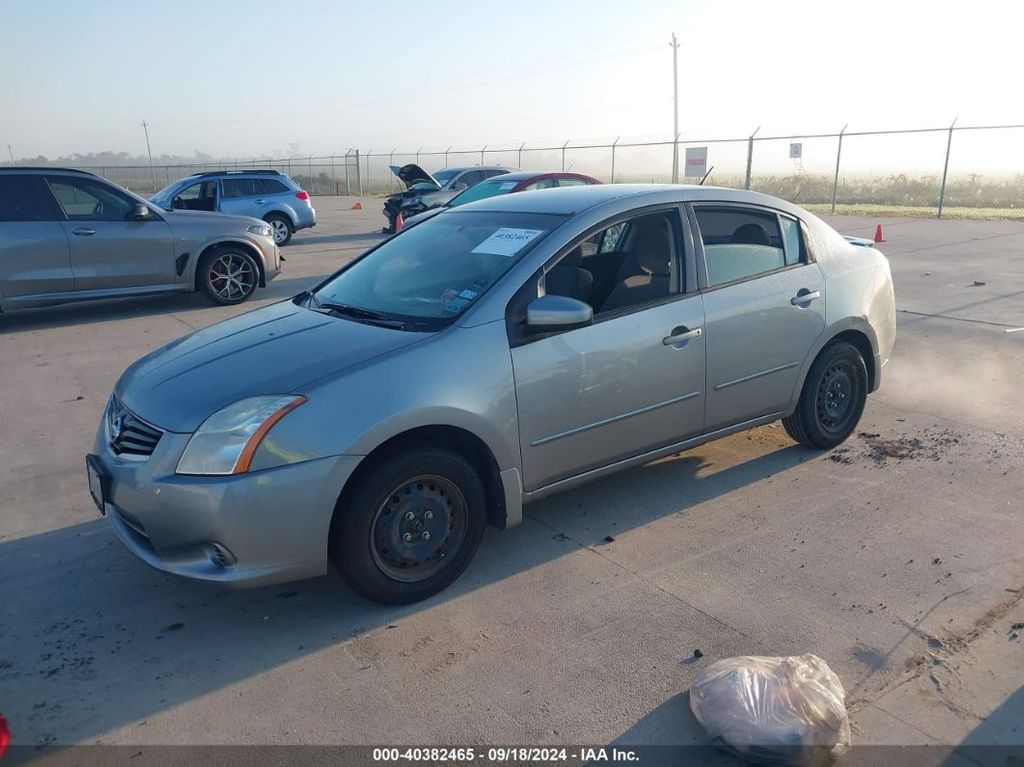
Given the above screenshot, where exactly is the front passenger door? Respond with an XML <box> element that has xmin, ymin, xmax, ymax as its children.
<box><xmin>511</xmin><ymin>208</ymin><xmax>706</xmax><ymax>491</ymax></box>
<box><xmin>46</xmin><ymin>176</ymin><xmax>176</xmax><ymax>292</ymax></box>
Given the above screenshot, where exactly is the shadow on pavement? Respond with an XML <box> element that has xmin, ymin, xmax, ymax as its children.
<box><xmin>0</xmin><ymin>276</ymin><xmax>324</xmax><ymax>335</ymax></box>
<box><xmin>1</xmin><ymin>444</ymin><xmax>812</xmax><ymax>747</ymax></box>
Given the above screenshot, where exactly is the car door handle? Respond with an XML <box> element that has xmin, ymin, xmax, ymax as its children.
<box><xmin>663</xmin><ymin>326</ymin><xmax>702</xmax><ymax>346</ymax></box>
<box><xmin>254</xmin><ymin>199</ymin><xmax>267</xmax><ymax>204</ymax></box>
<box><xmin>72</xmin><ymin>227</ymin><xmax>96</xmax><ymax>237</ymax></box>
<box><xmin>791</xmin><ymin>289</ymin><xmax>821</xmax><ymax>306</ymax></box>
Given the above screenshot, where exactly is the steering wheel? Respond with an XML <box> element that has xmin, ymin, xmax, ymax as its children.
<box><xmin>171</xmin><ymin>196</ymin><xmax>186</xmax><ymax>210</ymax></box>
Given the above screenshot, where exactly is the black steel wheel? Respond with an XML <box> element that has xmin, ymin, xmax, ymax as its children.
<box><xmin>783</xmin><ymin>341</ymin><xmax>868</xmax><ymax>449</ymax></box>
<box><xmin>330</xmin><ymin>448</ymin><xmax>486</xmax><ymax>604</ymax></box>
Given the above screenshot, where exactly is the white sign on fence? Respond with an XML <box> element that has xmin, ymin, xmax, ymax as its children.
<box><xmin>789</xmin><ymin>142</ymin><xmax>803</xmax><ymax>159</ymax></box>
<box><xmin>685</xmin><ymin>146</ymin><xmax>708</xmax><ymax>178</ymax></box>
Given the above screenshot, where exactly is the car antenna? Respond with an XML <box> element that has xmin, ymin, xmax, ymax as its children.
<box><xmin>699</xmin><ymin>166</ymin><xmax>714</xmax><ymax>186</ymax></box>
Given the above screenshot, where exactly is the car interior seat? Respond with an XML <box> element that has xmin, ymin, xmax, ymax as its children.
<box><xmin>545</xmin><ymin>247</ymin><xmax>594</xmax><ymax>305</ymax></box>
<box><xmin>600</xmin><ymin>218</ymin><xmax>672</xmax><ymax>312</ymax></box>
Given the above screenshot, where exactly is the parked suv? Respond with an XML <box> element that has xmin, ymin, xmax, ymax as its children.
<box><xmin>151</xmin><ymin>170</ymin><xmax>316</xmax><ymax>246</ymax></box>
<box><xmin>0</xmin><ymin>168</ymin><xmax>281</xmax><ymax>311</ymax></box>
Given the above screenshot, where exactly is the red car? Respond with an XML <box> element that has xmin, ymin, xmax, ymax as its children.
<box><xmin>400</xmin><ymin>171</ymin><xmax>600</xmax><ymax>228</ymax></box>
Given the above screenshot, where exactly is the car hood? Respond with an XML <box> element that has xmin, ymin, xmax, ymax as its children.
<box><xmin>402</xmin><ymin>206</ymin><xmax>445</xmax><ymax>227</ymax></box>
<box><xmin>116</xmin><ymin>300</ymin><xmax>431</xmax><ymax>432</ymax></box>
<box><xmin>389</xmin><ymin>163</ymin><xmax>440</xmax><ymax>190</ymax></box>
<box><xmin>159</xmin><ymin>208</ymin><xmax>265</xmax><ymax>230</ymax></box>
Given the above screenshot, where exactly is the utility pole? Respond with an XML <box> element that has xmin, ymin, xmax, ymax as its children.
<box><xmin>7</xmin><ymin>144</ymin><xmax>13</xmax><ymax>165</ymax></box>
<box><xmin>141</xmin><ymin>120</ymin><xmax>157</xmax><ymax>191</ymax></box>
<box><xmin>670</xmin><ymin>32</ymin><xmax>680</xmax><ymax>183</ymax></box>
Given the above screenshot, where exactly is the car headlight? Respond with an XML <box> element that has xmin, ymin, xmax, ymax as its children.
<box><xmin>176</xmin><ymin>395</ymin><xmax>306</xmax><ymax>476</ymax></box>
<box><xmin>247</xmin><ymin>224</ymin><xmax>273</xmax><ymax>237</ymax></box>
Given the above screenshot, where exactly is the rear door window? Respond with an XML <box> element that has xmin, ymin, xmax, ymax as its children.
<box><xmin>557</xmin><ymin>177</ymin><xmax>590</xmax><ymax>187</ymax></box>
<box><xmin>456</xmin><ymin>171</ymin><xmax>484</xmax><ymax>188</ymax></box>
<box><xmin>221</xmin><ymin>178</ymin><xmax>255</xmax><ymax>198</ymax></box>
<box><xmin>694</xmin><ymin>206</ymin><xmax>788</xmax><ymax>286</ymax></box>
<box><xmin>0</xmin><ymin>175</ymin><xmax>58</xmax><ymax>221</ymax></box>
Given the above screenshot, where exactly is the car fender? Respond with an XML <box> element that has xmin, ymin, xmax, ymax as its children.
<box><xmin>183</xmin><ymin>235</ymin><xmax>272</xmax><ymax>287</ymax></box>
<box><xmin>263</xmin><ymin>205</ymin><xmax>297</xmax><ymax>228</ymax></box>
<box><xmin>784</xmin><ymin>315</ymin><xmax>882</xmax><ymax>414</ymax></box>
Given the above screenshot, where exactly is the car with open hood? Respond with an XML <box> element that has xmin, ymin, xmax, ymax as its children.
<box><xmin>402</xmin><ymin>171</ymin><xmax>601</xmax><ymax>228</ymax></box>
<box><xmin>381</xmin><ymin>163</ymin><xmax>514</xmax><ymax>233</ymax></box>
<box><xmin>88</xmin><ymin>184</ymin><xmax>895</xmax><ymax>605</ymax></box>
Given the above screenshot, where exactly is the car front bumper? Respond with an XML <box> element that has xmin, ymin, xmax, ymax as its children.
<box><xmin>90</xmin><ymin>415</ymin><xmax>360</xmax><ymax>588</ymax></box>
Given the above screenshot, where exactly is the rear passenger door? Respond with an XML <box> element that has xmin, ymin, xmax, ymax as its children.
<box><xmin>0</xmin><ymin>174</ymin><xmax>73</xmax><ymax>302</ymax></box>
<box><xmin>218</xmin><ymin>177</ymin><xmax>257</xmax><ymax>216</ymax></box>
<box><xmin>691</xmin><ymin>203</ymin><xmax>825</xmax><ymax>431</ymax></box>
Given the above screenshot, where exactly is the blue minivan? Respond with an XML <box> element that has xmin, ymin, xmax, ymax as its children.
<box><xmin>151</xmin><ymin>170</ymin><xmax>315</xmax><ymax>245</ymax></box>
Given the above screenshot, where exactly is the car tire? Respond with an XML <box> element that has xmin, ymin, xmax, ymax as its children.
<box><xmin>330</xmin><ymin>448</ymin><xmax>487</xmax><ymax>605</ymax></box>
<box><xmin>783</xmin><ymin>340</ymin><xmax>868</xmax><ymax>449</ymax></box>
<box><xmin>264</xmin><ymin>213</ymin><xmax>293</xmax><ymax>246</ymax></box>
<box><xmin>196</xmin><ymin>246</ymin><xmax>260</xmax><ymax>306</ymax></box>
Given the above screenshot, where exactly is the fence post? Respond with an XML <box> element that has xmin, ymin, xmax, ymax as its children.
<box><xmin>562</xmin><ymin>140</ymin><xmax>569</xmax><ymax>171</ymax></box>
<box><xmin>330</xmin><ymin>154</ymin><xmax>336</xmax><ymax>195</ymax></box>
<box><xmin>610</xmin><ymin>137</ymin><xmax>619</xmax><ymax>183</ymax></box>
<box><xmin>518</xmin><ymin>142</ymin><xmax>525</xmax><ymax>170</ymax></box>
<box><xmin>416</xmin><ymin>147</ymin><xmax>421</xmax><ymax>168</ymax></box>
<box><xmin>480</xmin><ymin>145</ymin><xmax>487</xmax><ymax>165</ymax></box>
<box><xmin>937</xmin><ymin>117</ymin><xmax>957</xmax><ymax>219</ymax></box>
<box><xmin>830</xmin><ymin>123</ymin><xmax>848</xmax><ymax>214</ymax></box>
<box><xmin>356</xmin><ymin>150</ymin><xmax>362</xmax><ymax>196</ymax></box>
<box><xmin>445</xmin><ymin>146</ymin><xmax>451</xmax><ymax>169</ymax></box>
<box><xmin>389</xmin><ymin>150</ymin><xmax>396</xmax><ymax>193</ymax></box>
<box><xmin>744</xmin><ymin>126</ymin><xmax>760</xmax><ymax>190</ymax></box>
<box><xmin>308</xmin><ymin>155</ymin><xmax>313</xmax><ymax>194</ymax></box>
<box><xmin>365</xmin><ymin>149</ymin><xmax>371</xmax><ymax>196</ymax></box>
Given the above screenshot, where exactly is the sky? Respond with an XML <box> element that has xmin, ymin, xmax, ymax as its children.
<box><xmin>2</xmin><ymin>0</ymin><xmax>1023</xmax><ymax>171</ymax></box>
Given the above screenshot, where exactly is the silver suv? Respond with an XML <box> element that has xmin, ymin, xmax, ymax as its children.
<box><xmin>151</xmin><ymin>170</ymin><xmax>316</xmax><ymax>246</ymax></box>
<box><xmin>0</xmin><ymin>168</ymin><xmax>281</xmax><ymax>311</ymax></box>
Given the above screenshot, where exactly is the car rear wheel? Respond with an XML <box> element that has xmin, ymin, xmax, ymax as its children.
<box><xmin>264</xmin><ymin>213</ymin><xmax>292</xmax><ymax>246</ymax></box>
<box><xmin>197</xmin><ymin>247</ymin><xmax>259</xmax><ymax>306</ymax></box>
<box><xmin>783</xmin><ymin>341</ymin><xmax>868</xmax><ymax>449</ymax></box>
<box><xmin>330</xmin><ymin>448</ymin><xmax>487</xmax><ymax>605</ymax></box>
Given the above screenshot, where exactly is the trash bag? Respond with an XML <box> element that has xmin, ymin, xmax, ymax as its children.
<box><xmin>689</xmin><ymin>654</ymin><xmax>851</xmax><ymax>766</ymax></box>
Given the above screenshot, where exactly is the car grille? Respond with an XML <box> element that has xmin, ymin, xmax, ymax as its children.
<box><xmin>107</xmin><ymin>397</ymin><xmax>163</xmax><ymax>457</ymax></box>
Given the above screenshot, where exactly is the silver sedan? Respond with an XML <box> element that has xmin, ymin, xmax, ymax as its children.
<box><xmin>87</xmin><ymin>185</ymin><xmax>896</xmax><ymax>604</ymax></box>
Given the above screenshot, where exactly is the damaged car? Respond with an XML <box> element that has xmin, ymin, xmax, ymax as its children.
<box><xmin>382</xmin><ymin>164</ymin><xmax>513</xmax><ymax>233</ymax></box>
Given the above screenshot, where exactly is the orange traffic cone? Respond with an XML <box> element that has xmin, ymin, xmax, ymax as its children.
<box><xmin>395</xmin><ymin>212</ymin><xmax>404</xmax><ymax>233</ymax></box>
<box><xmin>873</xmin><ymin>224</ymin><xmax>885</xmax><ymax>243</ymax></box>
<box><xmin>350</xmin><ymin>202</ymin><xmax>362</xmax><ymax>210</ymax></box>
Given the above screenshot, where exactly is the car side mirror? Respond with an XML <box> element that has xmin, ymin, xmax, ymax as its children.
<box><xmin>129</xmin><ymin>203</ymin><xmax>151</xmax><ymax>220</ymax></box>
<box><xmin>526</xmin><ymin>294</ymin><xmax>593</xmax><ymax>332</ymax></box>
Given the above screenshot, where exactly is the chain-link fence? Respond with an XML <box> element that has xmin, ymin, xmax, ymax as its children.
<box><xmin>27</xmin><ymin>123</ymin><xmax>1024</xmax><ymax>219</ymax></box>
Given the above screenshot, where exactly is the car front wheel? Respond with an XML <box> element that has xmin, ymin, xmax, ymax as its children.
<box><xmin>264</xmin><ymin>213</ymin><xmax>293</xmax><ymax>246</ymax></box>
<box><xmin>196</xmin><ymin>247</ymin><xmax>260</xmax><ymax>306</ymax></box>
<box><xmin>783</xmin><ymin>340</ymin><xmax>868</xmax><ymax>449</ymax></box>
<box><xmin>330</xmin><ymin>448</ymin><xmax>487</xmax><ymax>605</ymax></box>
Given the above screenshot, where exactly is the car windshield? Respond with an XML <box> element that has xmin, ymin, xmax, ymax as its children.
<box><xmin>448</xmin><ymin>178</ymin><xmax>517</xmax><ymax>208</ymax></box>
<box><xmin>151</xmin><ymin>180</ymin><xmax>183</xmax><ymax>200</ymax></box>
<box><xmin>432</xmin><ymin>168</ymin><xmax>460</xmax><ymax>185</ymax></box>
<box><xmin>311</xmin><ymin>210</ymin><xmax>566</xmax><ymax>329</ymax></box>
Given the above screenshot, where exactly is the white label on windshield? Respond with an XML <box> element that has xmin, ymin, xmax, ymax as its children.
<box><xmin>498</xmin><ymin>182</ymin><xmax>517</xmax><ymax>190</ymax></box>
<box><xmin>472</xmin><ymin>228</ymin><xmax>544</xmax><ymax>257</ymax></box>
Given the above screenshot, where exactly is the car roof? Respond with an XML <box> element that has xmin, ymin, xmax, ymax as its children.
<box><xmin>463</xmin><ymin>183</ymin><xmax>803</xmax><ymax>216</ymax></box>
<box><xmin>476</xmin><ymin>171</ymin><xmax>591</xmax><ymax>182</ymax></box>
<box><xmin>442</xmin><ymin>165</ymin><xmax>512</xmax><ymax>173</ymax></box>
<box><xmin>0</xmin><ymin>166</ymin><xmax>98</xmax><ymax>176</ymax></box>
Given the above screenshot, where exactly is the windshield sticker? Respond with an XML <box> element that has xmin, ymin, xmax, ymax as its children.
<box><xmin>443</xmin><ymin>298</ymin><xmax>470</xmax><ymax>314</ymax></box>
<box><xmin>498</xmin><ymin>182</ymin><xmax>517</xmax><ymax>190</ymax></box>
<box><xmin>440</xmin><ymin>288</ymin><xmax>460</xmax><ymax>303</ymax></box>
<box><xmin>458</xmin><ymin>289</ymin><xmax>479</xmax><ymax>300</ymax></box>
<box><xmin>471</xmin><ymin>228</ymin><xmax>545</xmax><ymax>257</ymax></box>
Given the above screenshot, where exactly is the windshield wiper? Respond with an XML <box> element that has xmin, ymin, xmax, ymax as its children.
<box><xmin>312</xmin><ymin>299</ymin><xmax>409</xmax><ymax>330</ymax></box>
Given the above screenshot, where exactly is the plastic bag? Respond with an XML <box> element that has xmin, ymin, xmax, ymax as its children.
<box><xmin>689</xmin><ymin>654</ymin><xmax>851</xmax><ymax>766</ymax></box>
